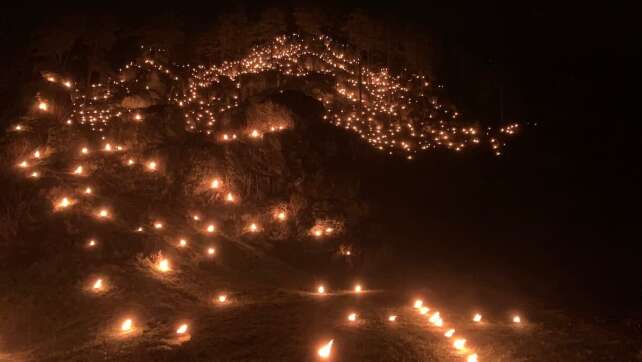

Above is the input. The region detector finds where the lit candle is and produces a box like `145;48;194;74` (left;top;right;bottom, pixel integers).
158;258;170;272
176;323;188;335
121;319;133;332
453;339;466;350
317;285;325;294
347;313;357;322
93;278;103;290
217;295;227;303
318;339;333;359
444;329;455;338
354;284;362;293
388;315;397;322
207;247;215;256
513;315;521;324
473;313;482;323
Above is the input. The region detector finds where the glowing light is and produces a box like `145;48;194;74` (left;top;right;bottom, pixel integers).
317;285;326;294
454;339;466;350
147;161;157;171
207;247;216;256
134;113;142;121
419;306;430;315
38;101;48;111
14;124;23;131
98;209;109;218
250;129;260;138
414;299;423;309
210;178;221;189
88;239;96;247
206;224;216;233
81;147;89;155
276;211;286;221
318;339;333;359
179;239;187;247
58;197;71;209
104;143;112;152
354;284;362;293
513;315;521;323
445;329;455;338
18;160;29;168
73;165;83;175
176;323;188;335
217;295;227;303
154;222;163;229
33;150;41;158
467;354;478;362
225;192;235;202
249;223;258;232
429;312;443;326
388;315;397;322
30;171;40;178
127;158;135;165
93;279;103;290
63;81;72;88
84;187;92;194
473;313;482;323
121;319;133;332
158;258;170;272
347;312;357;322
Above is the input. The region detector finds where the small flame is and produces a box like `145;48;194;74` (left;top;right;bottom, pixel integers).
85;187;92;194
121;319;133;332
454;339;466;350
207;247;216;256
134;113;142;121
88;239;96;247
347;313;357;322
33;150;40;158
249;223;258;232
104;143;112;152
147;161;157;171
179;239;187;247
81;147;89;155
176;323;188;335
513;315;521;323
211;179;221;189
419;306;430;315
277;211;286;221
73;166;83;175
317;285;325;294
98;209;109;218
388;315;397;322
225;192;235;202
473;313;482;322
414;299;423;309
18;160;29;168
206;224;216;233
158;258;170;272
93;279;103;290
467;353;478;362
58;197;71;208
38;101;48;111
318;339;333;359
154;222;163;229
354;284;362;293
218;295;227;303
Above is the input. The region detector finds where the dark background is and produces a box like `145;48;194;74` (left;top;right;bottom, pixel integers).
1;2;639;311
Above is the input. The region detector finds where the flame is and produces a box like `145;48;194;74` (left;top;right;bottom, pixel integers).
98;209;109;218
249;223;258;232
73;166;83;175
467;354;478;362
127;158;135;165
158;258;170;272
207;247;216;256
318;339;333;359
206;224;216;233
104;143;112;152
217;295;227;303
147;161;157;171
429;312;443;326
414;299;423;309
121;319;133;332
225;192;235;202
14;124;22;131
134;113;142;121
347;313;357;322
58;197;71;208
473;313;482;322
81;147;89;155
93;279;103;290
176;323;188;335
317;285;325;294
388;315;397;322
276;211;287;221
88;239;96;247
38;101;48;111
513;315;521;323
354;284;362;293
154;222;163;229
63;81;72;88
211;178;221;189
33;150;40;158
419;306;430;315
250;129;260;138
453;339;466;350
30;171;40;178
444;329;455;338
18;160;29;168
179;239;187;247
85;187;92;194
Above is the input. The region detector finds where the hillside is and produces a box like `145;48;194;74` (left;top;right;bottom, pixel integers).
1;34;640;361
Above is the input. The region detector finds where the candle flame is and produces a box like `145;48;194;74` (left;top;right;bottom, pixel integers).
176;323;188;335
218;295;227;303
388;315;397;322
513;315;521;323
317;285;325;294
207;247;216;256
454;339;466;350
121;319;133;332
93;278;102;290
158;258;170;272
467;353;478;362
347;313;357;322
318;339;333;359
473;313;482;322
414;299;423;309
